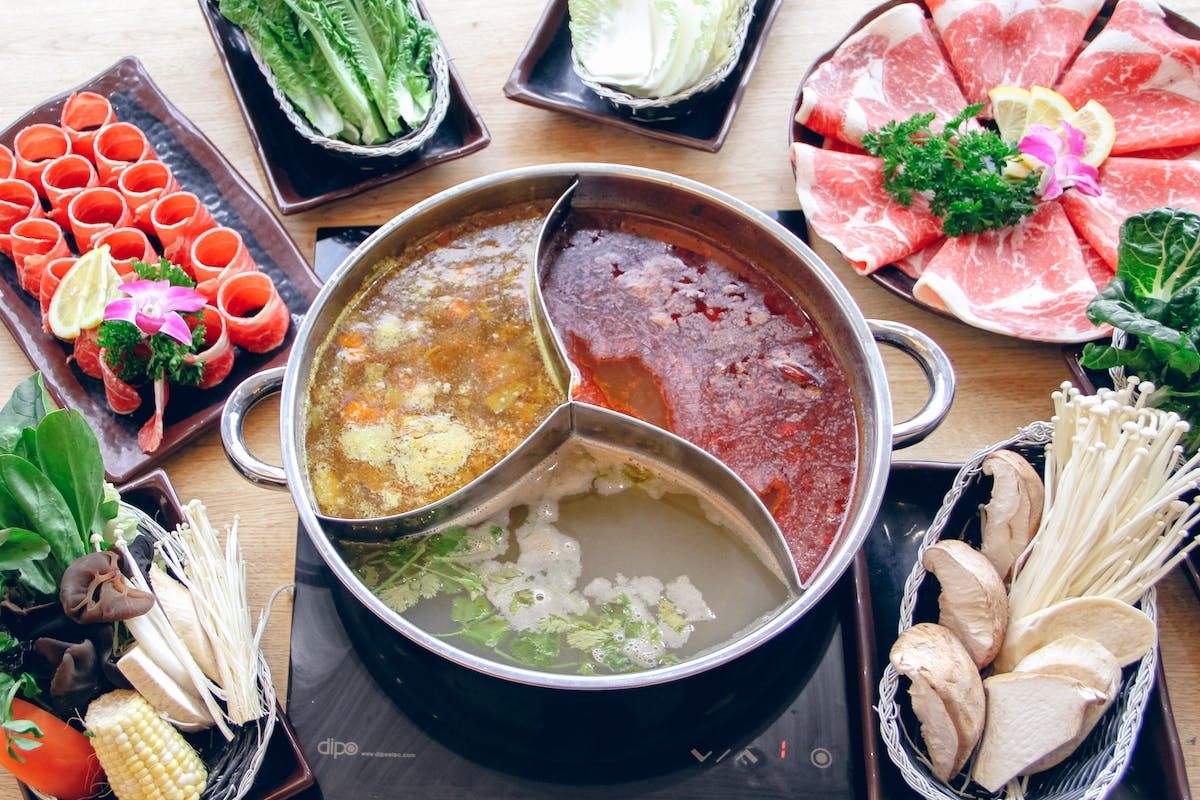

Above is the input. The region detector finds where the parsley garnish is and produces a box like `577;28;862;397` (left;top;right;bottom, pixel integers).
861;104;1040;237
95;258;206;387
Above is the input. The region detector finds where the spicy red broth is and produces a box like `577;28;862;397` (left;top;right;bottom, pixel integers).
540;210;859;581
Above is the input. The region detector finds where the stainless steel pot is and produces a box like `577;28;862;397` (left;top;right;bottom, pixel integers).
222;163;955;690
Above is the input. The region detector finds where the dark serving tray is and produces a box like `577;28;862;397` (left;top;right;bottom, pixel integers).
198;0;491;215
865;462;1192;800
503;0;782;152
16;468;315;800
0;56;322;484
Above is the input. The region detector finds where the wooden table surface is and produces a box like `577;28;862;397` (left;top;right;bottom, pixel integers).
2;0;1199;797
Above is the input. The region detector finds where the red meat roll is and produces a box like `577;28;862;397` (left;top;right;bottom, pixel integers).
67;186;132;251
93;121;157;188
185;304;235;388
9;217;69;296
39;255;76;332
92;226;156;280
216;271;289;353
12;123;71;196
97;347;143;415
150;191;215;272
117;159;179;233
71;324;104;379
190;226;256;301
0;178;45;257
42;153;98;225
0;143;14;180
60;91;116;161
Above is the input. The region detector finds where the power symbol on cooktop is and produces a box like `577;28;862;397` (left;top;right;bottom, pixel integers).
810;747;834;769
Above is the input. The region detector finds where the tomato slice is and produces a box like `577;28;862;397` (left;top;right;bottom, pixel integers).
0;698;105;800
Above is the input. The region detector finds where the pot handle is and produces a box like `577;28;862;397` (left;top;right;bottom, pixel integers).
220;366;289;489
869;320;956;449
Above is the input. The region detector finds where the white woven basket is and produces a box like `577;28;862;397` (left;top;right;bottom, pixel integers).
244;11;451;159
126;505;279;800
877;424;1158;800
570;0;755;118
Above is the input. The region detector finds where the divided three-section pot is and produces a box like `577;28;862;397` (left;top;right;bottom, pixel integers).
221;164;956;691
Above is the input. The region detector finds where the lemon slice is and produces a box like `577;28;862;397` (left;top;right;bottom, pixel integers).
1065;100;1116;166
988;86;1031;143
47;244;124;341
1026;86;1075;132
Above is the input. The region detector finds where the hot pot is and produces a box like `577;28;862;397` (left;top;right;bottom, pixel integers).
221;163;955;691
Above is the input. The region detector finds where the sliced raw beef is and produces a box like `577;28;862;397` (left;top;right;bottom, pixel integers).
791;141;943;274
1061;156;1200;268
1056;0;1200;154
893;238;945;280
927;0;1104;106
795;3;969;148
912;201;1107;342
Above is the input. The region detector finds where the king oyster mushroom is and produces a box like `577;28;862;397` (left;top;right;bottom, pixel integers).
890;622;985;782
979;450;1044;581
922;539;1008;669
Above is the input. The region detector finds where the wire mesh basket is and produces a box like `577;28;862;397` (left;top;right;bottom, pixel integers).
570;0;755;121
243;6;451;160
876;424;1158;800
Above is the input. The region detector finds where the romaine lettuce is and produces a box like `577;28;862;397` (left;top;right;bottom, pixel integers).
219;0;437;144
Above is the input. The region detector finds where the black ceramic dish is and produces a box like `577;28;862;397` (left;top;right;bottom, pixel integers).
0;57;321;484
16;468;315;800
503;0;782;152
197;0;491;215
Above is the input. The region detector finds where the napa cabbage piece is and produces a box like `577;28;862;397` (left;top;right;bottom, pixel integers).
568;0;746;98
219;0;438;144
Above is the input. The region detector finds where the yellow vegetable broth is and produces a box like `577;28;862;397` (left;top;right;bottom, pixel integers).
304;203;563;518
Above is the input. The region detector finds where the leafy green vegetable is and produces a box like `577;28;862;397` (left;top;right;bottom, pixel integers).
219;0;438;144
0;374;135;598
568;0;745;98
1082;207;1200;449
861;105;1040;237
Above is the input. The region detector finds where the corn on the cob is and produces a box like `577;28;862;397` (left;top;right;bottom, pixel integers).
85;689;208;800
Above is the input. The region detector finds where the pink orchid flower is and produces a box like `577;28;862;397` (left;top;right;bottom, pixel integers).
104;279;206;346
1018;122;1102;201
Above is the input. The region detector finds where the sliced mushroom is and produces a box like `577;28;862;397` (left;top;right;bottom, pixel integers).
972;672;1106;792
890;622;985;782
1013;634;1122;771
994;596;1156;672
922;539;1008;668
979;450;1043;581
149;564;220;682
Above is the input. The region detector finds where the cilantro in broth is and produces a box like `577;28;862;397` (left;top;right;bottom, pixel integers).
862;105;1040;237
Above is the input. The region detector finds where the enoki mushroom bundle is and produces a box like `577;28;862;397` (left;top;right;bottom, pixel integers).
1008;378;1200;619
